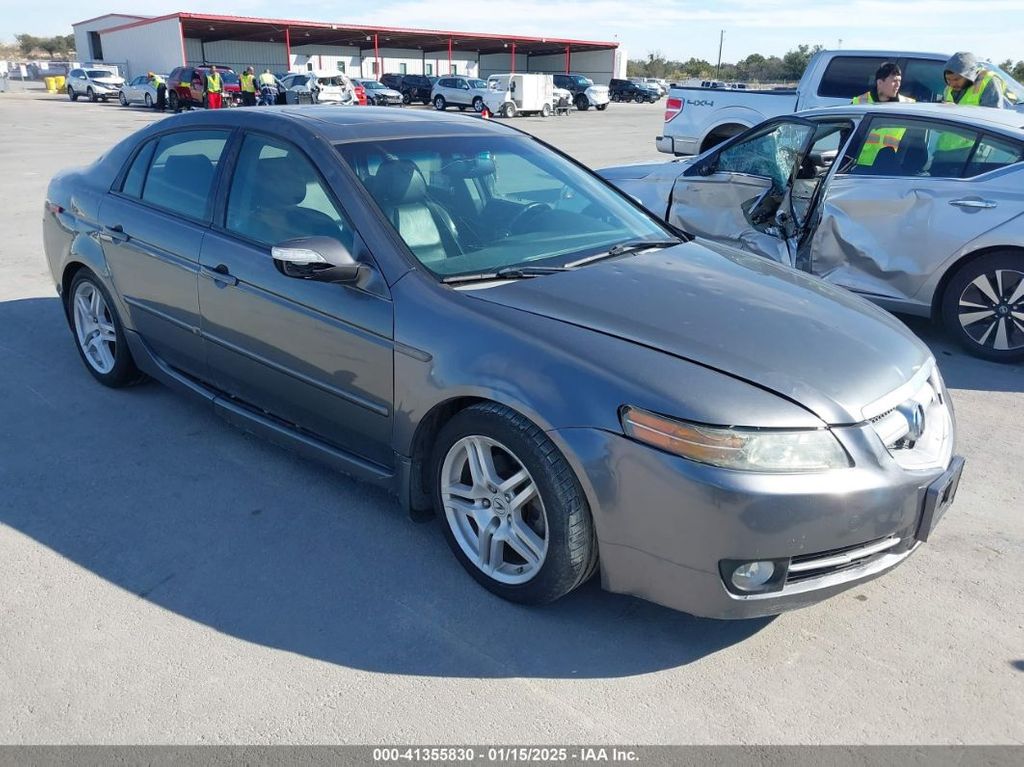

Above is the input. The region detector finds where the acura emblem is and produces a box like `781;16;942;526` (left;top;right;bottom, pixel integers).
898;403;927;442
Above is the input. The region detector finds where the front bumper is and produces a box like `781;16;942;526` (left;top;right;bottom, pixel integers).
552;426;959;619
89;83;122;95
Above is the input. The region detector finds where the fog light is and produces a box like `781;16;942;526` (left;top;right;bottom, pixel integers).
731;561;776;592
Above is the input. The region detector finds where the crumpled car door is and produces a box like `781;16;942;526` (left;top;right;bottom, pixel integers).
668;118;816;266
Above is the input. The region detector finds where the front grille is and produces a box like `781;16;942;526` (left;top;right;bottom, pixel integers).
786;536;901;584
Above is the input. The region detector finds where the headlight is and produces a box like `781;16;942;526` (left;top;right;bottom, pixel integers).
620;406;851;472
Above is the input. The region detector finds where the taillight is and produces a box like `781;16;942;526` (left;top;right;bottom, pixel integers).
664;97;683;123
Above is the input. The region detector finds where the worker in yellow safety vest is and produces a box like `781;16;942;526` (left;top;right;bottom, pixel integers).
148;71;166;111
852;62;915;167
936;52;1008;154
239;66;257;107
258;68;277;106
205;65;223;109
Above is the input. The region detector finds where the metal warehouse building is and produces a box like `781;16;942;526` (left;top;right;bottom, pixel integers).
72;12;625;84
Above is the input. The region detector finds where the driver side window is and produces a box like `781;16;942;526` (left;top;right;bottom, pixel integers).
717;122;814;189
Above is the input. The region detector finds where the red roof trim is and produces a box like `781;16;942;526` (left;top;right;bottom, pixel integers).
71;13;149;28
100;11;617;48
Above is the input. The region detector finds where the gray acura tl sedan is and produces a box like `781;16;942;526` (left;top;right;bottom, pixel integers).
43;107;964;619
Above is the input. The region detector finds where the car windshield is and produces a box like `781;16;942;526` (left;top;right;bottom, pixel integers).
469;79;487;89
573;76;594;87
87;70;115;79
335;135;671;279
318;76;348;86
361;81;385;89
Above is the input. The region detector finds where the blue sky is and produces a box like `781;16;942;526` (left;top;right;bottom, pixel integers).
5;0;1023;64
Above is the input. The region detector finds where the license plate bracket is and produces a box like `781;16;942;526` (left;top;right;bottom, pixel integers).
916;456;965;542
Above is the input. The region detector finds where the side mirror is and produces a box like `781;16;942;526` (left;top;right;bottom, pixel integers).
272;236;365;283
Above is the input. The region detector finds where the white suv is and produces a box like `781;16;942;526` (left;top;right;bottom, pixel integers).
66;68;124;102
431;76;489;112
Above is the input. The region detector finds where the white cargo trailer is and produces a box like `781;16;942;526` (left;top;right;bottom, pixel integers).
484;73;554;117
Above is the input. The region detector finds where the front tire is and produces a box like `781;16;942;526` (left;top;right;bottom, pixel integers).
574;94;589;111
941;251;1024;362
434;95;447;110
67;271;145;387
596;103;608;111
541;103;551;117
67;86;78;101
432;403;598;605
402;91;412;105
87;87;97;102
118;92;128;106
472;96;484;112
502;102;517;118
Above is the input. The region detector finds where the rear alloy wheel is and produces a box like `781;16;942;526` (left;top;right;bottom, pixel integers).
432;403;598;605
472;96;484;112
87;87;97;102
434;95;447;110
118;92;128;106
68;271;145;387
67;86;78;101
942;251;1024;362
611;93;620;102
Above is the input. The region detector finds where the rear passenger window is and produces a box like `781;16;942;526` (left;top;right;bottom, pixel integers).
966;135;1024;177
845;118;980;178
140;130;229;219
900;59;947;103
120;139;157;198
817;56;888;99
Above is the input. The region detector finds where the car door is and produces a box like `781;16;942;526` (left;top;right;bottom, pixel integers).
668;117;819;264
806;115;1024;303
100;129;231;378
198;131;395;467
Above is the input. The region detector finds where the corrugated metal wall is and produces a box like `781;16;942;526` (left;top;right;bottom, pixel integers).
527;50;615;85
101;17;185;78
189;40;287;73
479;53;529;79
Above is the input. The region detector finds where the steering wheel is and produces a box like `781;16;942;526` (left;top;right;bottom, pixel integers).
499;202;552;238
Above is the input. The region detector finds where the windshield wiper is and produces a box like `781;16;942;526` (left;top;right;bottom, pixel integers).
566;238;682;268
442;265;572;285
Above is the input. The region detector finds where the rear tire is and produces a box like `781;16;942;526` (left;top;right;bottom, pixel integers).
67;270;145;388
168;90;179;112
144;92;152;108
574;94;589;111
472;96;484;112
432;402;598;605
541;103;551;117
941;251;1024;362
434;95;446;110
503;102;517;118
596;103;608;111
402;91;411;105
118;92;128;107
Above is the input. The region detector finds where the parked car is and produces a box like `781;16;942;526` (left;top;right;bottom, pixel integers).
280;71;356;104
379;73;405;91
118;74;165;108
396;73;436;105
630;76;666;97
552;73;609;111
602;103;1024;361
610;78;660;103
44;107;962;619
166;65;241;111
355;79;403;106
431;75;490;112
66;67;124;102
658;48;1024;156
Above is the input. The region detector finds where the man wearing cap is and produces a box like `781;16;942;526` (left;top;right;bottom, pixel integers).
148;71;166;112
942;52;1006;109
240;66;257;107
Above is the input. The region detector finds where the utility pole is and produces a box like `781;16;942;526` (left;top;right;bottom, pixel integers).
716;29;725;79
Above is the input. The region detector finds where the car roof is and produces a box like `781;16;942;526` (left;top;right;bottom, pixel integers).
152;105;522;143
797;103;1024;134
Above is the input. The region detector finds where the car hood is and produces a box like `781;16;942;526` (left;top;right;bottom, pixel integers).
466;242;932;424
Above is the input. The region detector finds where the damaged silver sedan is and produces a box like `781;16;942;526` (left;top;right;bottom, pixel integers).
602;104;1024;362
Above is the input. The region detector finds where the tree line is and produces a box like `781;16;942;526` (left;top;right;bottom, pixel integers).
13;34;76;58
629;45;1024;85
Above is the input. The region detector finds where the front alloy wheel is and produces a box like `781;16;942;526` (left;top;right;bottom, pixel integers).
434;95;446;110
943;252;1024;362
433;403;598;604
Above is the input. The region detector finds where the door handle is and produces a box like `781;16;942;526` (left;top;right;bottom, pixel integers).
949;199;997;209
98;224;129;244
201;264;238;286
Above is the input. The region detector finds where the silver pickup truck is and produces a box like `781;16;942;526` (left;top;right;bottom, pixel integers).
657;49;1023;156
